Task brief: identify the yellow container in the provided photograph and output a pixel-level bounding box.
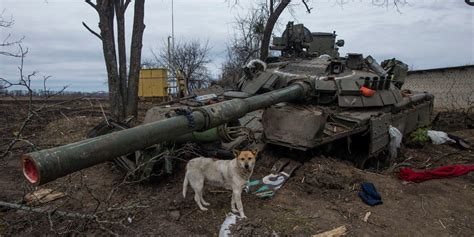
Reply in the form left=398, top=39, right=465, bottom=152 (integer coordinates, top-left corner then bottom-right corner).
left=138, top=68, right=168, bottom=97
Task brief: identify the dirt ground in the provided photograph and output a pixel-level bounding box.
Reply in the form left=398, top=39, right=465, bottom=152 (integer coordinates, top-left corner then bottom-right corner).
left=0, top=98, right=473, bottom=236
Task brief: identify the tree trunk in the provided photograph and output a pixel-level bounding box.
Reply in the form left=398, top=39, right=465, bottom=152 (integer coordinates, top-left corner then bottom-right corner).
left=126, top=0, right=145, bottom=118
left=97, top=0, right=125, bottom=120
left=260, top=0, right=291, bottom=61
left=115, top=1, right=128, bottom=110
left=269, top=0, right=274, bottom=15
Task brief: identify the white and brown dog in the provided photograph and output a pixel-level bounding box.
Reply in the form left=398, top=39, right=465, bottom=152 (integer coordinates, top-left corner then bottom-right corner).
left=183, top=150, right=257, bottom=218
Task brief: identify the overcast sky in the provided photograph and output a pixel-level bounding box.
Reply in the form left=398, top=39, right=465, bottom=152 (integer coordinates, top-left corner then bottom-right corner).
left=0, top=0, right=472, bottom=92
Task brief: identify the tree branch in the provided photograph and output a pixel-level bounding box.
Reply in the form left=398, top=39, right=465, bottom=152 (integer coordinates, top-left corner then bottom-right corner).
left=0, top=200, right=96, bottom=220
left=85, top=0, right=99, bottom=12
left=301, top=0, right=313, bottom=13
left=260, top=0, right=291, bottom=60
left=123, top=0, right=132, bottom=12
left=82, top=21, right=102, bottom=40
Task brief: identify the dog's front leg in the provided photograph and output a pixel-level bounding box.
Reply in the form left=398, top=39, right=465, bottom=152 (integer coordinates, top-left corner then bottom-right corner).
left=233, top=189, right=246, bottom=218
left=231, top=192, right=238, bottom=213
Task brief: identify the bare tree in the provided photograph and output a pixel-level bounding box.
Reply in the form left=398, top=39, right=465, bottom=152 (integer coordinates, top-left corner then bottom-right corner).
left=83, top=0, right=145, bottom=120
left=150, top=39, right=212, bottom=95
left=1, top=45, right=68, bottom=158
left=0, top=10, right=24, bottom=58
left=0, top=13, right=69, bottom=158
left=220, top=4, right=268, bottom=88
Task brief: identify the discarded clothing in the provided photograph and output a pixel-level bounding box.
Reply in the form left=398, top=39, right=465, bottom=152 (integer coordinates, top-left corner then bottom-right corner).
left=358, top=182, right=383, bottom=206
left=399, top=164, right=474, bottom=183
left=389, top=126, right=402, bottom=159
left=447, top=134, right=471, bottom=150
left=245, top=172, right=290, bottom=199
left=246, top=159, right=300, bottom=199
left=427, top=130, right=455, bottom=145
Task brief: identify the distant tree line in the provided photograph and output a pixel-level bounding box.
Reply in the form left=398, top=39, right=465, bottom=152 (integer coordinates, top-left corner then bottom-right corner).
left=0, top=89, right=108, bottom=98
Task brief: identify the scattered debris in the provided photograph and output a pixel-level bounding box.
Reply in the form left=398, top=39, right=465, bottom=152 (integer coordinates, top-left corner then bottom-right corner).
left=312, top=225, right=347, bottom=237
left=427, top=130, right=455, bottom=145
left=389, top=125, right=402, bottom=158
left=194, top=93, right=218, bottom=102
left=358, top=182, right=383, bottom=206
left=399, top=164, right=474, bottom=183
left=447, top=133, right=471, bottom=150
left=363, top=212, right=371, bottom=222
left=246, top=172, right=290, bottom=198
left=0, top=200, right=95, bottom=220
left=438, top=219, right=447, bottom=229
left=219, top=212, right=238, bottom=237
left=24, top=188, right=65, bottom=205
left=409, top=129, right=471, bottom=150
left=246, top=159, right=300, bottom=198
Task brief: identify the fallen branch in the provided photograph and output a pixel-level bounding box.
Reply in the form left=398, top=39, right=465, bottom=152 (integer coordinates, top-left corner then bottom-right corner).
left=312, top=225, right=347, bottom=237
left=1, top=95, right=82, bottom=159
left=0, top=200, right=95, bottom=220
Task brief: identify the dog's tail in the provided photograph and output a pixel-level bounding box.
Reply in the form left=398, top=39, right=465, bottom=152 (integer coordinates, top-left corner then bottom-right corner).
left=182, top=173, right=189, bottom=198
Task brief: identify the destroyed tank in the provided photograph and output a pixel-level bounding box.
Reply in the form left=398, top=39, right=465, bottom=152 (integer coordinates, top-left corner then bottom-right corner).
left=21, top=21, right=433, bottom=185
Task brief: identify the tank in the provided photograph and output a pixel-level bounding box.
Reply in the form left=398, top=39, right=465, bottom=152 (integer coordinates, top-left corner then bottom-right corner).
left=21, top=21, right=433, bottom=185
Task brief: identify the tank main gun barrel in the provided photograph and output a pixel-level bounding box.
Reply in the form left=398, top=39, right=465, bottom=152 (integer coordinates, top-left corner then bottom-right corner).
left=22, top=82, right=310, bottom=185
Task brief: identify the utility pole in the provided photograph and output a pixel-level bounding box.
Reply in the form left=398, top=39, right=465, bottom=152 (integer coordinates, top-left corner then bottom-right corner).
left=167, top=36, right=174, bottom=95
left=171, top=0, right=175, bottom=51
left=171, top=0, right=177, bottom=97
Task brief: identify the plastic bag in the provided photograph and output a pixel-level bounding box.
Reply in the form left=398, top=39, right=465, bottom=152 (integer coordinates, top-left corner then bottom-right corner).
left=219, top=213, right=237, bottom=237
left=389, top=126, right=402, bottom=159
left=427, top=130, right=455, bottom=145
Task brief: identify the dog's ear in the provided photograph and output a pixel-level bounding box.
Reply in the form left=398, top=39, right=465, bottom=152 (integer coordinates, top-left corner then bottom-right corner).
left=233, top=149, right=240, bottom=157
left=251, top=149, right=259, bottom=157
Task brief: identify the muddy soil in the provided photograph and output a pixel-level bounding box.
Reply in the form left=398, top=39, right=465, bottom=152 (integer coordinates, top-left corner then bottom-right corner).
left=1, top=100, right=473, bottom=236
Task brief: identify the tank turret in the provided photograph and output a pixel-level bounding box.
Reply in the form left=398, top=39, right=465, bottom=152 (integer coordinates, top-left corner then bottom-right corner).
left=271, top=21, right=344, bottom=58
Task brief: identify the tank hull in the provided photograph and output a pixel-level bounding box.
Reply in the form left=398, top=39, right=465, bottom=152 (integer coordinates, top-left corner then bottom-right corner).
left=263, top=91, right=433, bottom=152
